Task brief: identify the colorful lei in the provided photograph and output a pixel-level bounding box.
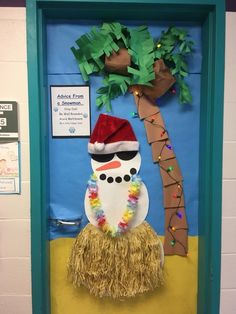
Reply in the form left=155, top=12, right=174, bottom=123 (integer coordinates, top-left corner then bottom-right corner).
left=88, top=173, right=142, bottom=237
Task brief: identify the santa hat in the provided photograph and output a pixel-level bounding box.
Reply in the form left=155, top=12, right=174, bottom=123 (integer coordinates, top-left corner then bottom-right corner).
left=88, top=114, right=139, bottom=154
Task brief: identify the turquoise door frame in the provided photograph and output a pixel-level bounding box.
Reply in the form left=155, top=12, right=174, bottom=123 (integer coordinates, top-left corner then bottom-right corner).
left=26, top=1, right=225, bottom=313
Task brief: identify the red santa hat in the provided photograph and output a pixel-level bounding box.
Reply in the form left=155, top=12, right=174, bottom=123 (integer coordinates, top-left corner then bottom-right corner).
left=88, top=114, right=139, bottom=154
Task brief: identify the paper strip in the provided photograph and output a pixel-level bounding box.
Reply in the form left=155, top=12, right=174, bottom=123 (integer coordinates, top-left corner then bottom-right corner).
left=159, top=158, right=183, bottom=186
left=144, top=115, right=168, bottom=144
left=133, top=93, right=159, bottom=120
left=151, top=140, right=176, bottom=162
left=163, top=206, right=188, bottom=256
left=163, top=183, right=185, bottom=208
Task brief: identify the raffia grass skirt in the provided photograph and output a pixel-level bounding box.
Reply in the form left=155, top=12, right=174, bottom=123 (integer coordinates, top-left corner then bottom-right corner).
left=67, top=221, right=164, bottom=299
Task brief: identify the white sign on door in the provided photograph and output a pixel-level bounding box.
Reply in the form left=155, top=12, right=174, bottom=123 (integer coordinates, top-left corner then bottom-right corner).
left=50, top=85, right=91, bottom=137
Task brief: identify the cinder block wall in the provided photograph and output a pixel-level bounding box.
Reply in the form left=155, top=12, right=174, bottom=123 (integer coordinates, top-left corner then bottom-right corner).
left=0, top=6, right=235, bottom=314
left=0, top=7, right=31, bottom=314
left=220, top=11, right=236, bottom=314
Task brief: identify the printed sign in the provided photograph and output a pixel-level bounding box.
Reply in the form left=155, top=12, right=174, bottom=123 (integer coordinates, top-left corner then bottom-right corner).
left=0, top=142, right=20, bottom=194
left=0, top=101, right=18, bottom=140
left=50, top=85, right=91, bottom=137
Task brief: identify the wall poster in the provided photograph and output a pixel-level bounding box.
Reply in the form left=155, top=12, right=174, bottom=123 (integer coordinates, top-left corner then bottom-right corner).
left=0, top=142, right=19, bottom=194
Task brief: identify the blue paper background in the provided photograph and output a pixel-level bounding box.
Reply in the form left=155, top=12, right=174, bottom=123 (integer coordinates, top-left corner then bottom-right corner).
left=47, top=21, right=201, bottom=240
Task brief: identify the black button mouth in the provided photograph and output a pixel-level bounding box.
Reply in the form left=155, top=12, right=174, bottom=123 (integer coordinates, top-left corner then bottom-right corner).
left=98, top=170, right=137, bottom=184
left=99, top=174, right=106, bottom=180
left=107, top=177, right=114, bottom=183
left=124, top=175, right=131, bottom=182
left=115, top=176, right=122, bottom=183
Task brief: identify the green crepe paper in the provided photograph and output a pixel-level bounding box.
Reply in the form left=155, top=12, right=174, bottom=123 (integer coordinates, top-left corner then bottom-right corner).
left=95, top=25, right=156, bottom=111
left=154, top=26, right=194, bottom=104
left=71, top=23, right=194, bottom=109
left=101, top=23, right=129, bottom=48
left=177, top=77, right=192, bottom=104
left=96, top=74, right=131, bottom=111
left=128, top=25, right=155, bottom=86
left=72, top=26, right=121, bottom=81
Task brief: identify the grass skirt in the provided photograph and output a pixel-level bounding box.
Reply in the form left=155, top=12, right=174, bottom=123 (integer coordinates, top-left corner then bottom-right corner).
left=68, top=221, right=164, bottom=299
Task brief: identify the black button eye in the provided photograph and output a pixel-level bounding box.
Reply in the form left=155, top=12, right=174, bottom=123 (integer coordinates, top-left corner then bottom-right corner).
left=116, top=151, right=138, bottom=161
left=130, top=168, right=137, bottom=175
left=91, top=153, right=114, bottom=163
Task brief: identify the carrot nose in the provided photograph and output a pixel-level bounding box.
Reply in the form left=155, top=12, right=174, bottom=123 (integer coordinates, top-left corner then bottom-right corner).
left=96, top=160, right=121, bottom=171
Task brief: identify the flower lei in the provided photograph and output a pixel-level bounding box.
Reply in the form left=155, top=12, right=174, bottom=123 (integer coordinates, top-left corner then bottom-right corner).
left=88, top=173, right=142, bottom=237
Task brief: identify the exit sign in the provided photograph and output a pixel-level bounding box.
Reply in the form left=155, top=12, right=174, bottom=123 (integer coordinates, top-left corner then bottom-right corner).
left=0, top=101, right=18, bottom=140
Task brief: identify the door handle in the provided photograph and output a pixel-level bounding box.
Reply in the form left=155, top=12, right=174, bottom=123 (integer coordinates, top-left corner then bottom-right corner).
left=50, top=218, right=82, bottom=227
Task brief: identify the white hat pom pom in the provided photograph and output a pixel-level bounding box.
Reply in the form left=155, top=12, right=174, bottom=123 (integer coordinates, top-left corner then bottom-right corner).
left=94, top=141, right=105, bottom=152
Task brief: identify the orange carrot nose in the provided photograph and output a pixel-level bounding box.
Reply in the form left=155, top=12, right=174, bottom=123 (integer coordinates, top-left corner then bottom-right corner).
left=96, top=160, right=121, bottom=171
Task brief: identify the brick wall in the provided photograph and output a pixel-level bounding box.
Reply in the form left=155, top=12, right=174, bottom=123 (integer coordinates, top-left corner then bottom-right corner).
left=0, top=7, right=31, bottom=314
left=220, top=11, right=236, bottom=314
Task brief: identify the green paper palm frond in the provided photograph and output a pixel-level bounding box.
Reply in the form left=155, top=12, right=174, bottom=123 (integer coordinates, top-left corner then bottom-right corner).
left=155, top=26, right=194, bottom=104
left=71, top=22, right=195, bottom=109
left=96, top=74, right=131, bottom=111
left=72, top=26, right=120, bottom=81
left=128, top=25, right=155, bottom=85
left=177, top=77, right=192, bottom=104
left=101, top=22, right=129, bottom=48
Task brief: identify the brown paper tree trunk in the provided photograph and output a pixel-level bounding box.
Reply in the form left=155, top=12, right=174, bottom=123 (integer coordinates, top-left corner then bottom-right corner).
left=130, top=88, right=188, bottom=256
left=105, top=50, right=188, bottom=256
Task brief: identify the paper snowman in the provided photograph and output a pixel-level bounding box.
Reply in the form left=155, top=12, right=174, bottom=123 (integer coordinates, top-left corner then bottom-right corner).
left=84, top=114, right=164, bottom=263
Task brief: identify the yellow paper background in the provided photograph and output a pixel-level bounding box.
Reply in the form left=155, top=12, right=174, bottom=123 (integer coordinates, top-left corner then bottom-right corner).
left=50, top=236, right=198, bottom=314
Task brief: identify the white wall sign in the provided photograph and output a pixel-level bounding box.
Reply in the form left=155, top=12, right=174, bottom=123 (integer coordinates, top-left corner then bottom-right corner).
left=0, top=142, right=20, bottom=194
left=50, top=85, right=90, bottom=137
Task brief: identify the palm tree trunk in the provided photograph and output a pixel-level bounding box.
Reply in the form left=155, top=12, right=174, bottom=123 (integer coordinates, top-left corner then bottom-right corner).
left=131, top=89, right=188, bottom=256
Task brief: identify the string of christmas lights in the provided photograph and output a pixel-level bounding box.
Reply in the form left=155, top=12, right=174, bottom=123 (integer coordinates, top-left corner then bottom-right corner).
left=131, top=90, right=189, bottom=256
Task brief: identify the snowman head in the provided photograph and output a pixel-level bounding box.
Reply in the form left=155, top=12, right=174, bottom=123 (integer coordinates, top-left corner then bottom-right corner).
left=88, top=114, right=141, bottom=182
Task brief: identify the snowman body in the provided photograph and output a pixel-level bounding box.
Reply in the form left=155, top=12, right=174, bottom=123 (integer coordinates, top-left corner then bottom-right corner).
left=84, top=152, right=149, bottom=230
